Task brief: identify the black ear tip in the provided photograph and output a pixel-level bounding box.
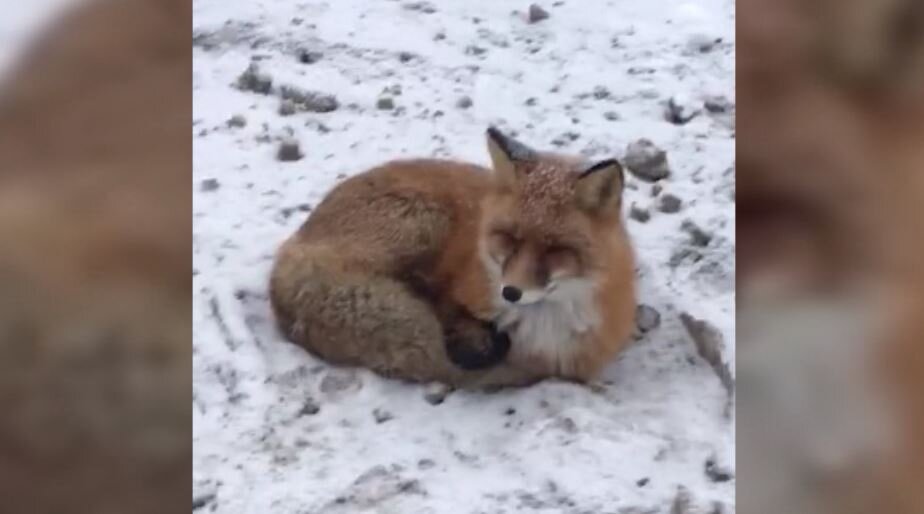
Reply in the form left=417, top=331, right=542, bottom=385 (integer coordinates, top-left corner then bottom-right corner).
left=580, top=158, right=623, bottom=178
left=486, top=126, right=504, bottom=142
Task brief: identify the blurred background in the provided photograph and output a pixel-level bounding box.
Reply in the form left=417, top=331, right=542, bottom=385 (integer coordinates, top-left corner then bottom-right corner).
left=738, top=0, right=924, bottom=513
left=0, top=0, right=190, bottom=512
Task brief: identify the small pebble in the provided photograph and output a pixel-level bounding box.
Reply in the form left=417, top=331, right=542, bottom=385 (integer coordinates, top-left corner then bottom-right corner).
left=377, top=97, right=395, bottom=110
left=635, top=304, right=662, bottom=332
left=227, top=114, right=247, bottom=128
left=278, top=100, right=296, bottom=116
left=235, top=63, right=272, bottom=94
left=200, top=178, right=220, bottom=192
left=659, top=193, right=683, bottom=213
left=528, top=4, right=550, bottom=23
left=629, top=204, right=650, bottom=223
left=624, top=138, right=670, bottom=182
left=681, top=219, right=712, bottom=247
left=298, top=49, right=323, bottom=64
left=373, top=408, right=394, bottom=424
left=277, top=139, right=303, bottom=161
left=456, top=96, right=473, bottom=109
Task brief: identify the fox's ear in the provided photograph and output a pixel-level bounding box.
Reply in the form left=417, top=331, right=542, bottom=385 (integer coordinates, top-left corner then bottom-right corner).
left=575, top=159, right=625, bottom=213
left=486, top=127, right=534, bottom=188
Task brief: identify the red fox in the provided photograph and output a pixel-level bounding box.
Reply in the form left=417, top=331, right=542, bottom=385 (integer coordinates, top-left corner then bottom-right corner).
left=269, top=127, right=636, bottom=388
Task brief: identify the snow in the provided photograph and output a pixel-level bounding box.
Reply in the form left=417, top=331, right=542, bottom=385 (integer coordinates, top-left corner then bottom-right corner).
left=193, top=0, right=735, bottom=512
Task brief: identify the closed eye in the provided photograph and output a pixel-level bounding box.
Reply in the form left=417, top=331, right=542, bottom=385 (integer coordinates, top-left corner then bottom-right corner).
left=544, top=245, right=580, bottom=275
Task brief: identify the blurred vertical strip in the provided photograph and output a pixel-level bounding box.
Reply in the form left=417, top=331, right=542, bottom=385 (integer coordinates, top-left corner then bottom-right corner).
left=0, top=0, right=191, bottom=513
left=738, top=0, right=924, bottom=513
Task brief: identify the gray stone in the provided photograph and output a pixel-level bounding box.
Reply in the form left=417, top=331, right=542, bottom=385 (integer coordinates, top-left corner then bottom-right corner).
left=200, top=178, right=220, bottom=192
left=635, top=304, right=661, bottom=332
left=235, top=63, right=272, bottom=94
left=528, top=4, right=550, bottom=23
left=659, top=193, right=683, bottom=213
left=624, top=139, right=670, bottom=182
left=278, top=99, right=296, bottom=116
left=629, top=204, right=650, bottom=223
left=681, top=219, right=712, bottom=247
left=277, top=138, right=303, bottom=162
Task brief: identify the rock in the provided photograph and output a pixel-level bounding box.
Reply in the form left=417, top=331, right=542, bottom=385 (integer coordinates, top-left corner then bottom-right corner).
left=417, top=458, right=436, bottom=470
left=192, top=492, right=216, bottom=511
left=298, top=397, right=320, bottom=416
left=372, top=408, right=394, bottom=424
left=279, top=85, right=339, bottom=113
left=200, top=178, right=220, bottom=192
left=423, top=383, right=451, bottom=405
left=679, top=312, right=734, bottom=396
left=376, top=96, right=395, bottom=110
left=659, top=193, right=683, bottom=213
left=592, top=85, right=610, bottom=99
left=227, top=114, right=247, bottom=128
left=465, top=45, right=487, bottom=56
left=550, top=131, right=580, bottom=146
left=398, top=51, right=414, bottom=63
left=603, top=111, right=620, bottom=121
left=704, top=457, right=733, bottom=483
left=636, top=477, right=650, bottom=487
left=628, top=204, right=650, bottom=223
left=635, top=304, right=661, bottom=332
left=665, top=94, right=700, bottom=124
left=624, top=139, right=670, bottom=182
left=455, top=96, right=473, bottom=109
left=704, top=95, right=733, bottom=113
left=297, top=49, right=323, bottom=64
left=687, top=33, right=722, bottom=53
left=681, top=219, right=712, bottom=247
left=319, top=368, right=363, bottom=396
left=277, top=138, right=303, bottom=161
left=278, top=99, right=296, bottom=116
left=403, top=1, right=437, bottom=14
left=669, top=247, right=703, bottom=267
left=528, top=4, right=550, bottom=23
left=235, top=63, right=272, bottom=94
left=651, top=184, right=662, bottom=196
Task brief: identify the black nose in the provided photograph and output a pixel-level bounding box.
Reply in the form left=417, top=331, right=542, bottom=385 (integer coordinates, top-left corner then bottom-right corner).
left=502, top=286, right=522, bottom=303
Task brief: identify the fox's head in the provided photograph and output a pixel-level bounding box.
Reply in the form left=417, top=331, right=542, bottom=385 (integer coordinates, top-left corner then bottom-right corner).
left=480, top=127, right=628, bottom=308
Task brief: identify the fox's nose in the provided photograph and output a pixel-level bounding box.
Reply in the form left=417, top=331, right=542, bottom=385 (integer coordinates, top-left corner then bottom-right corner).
left=502, top=286, right=522, bottom=303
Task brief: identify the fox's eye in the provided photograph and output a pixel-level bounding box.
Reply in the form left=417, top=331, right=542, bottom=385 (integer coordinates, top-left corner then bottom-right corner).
left=487, top=230, right=517, bottom=261
left=545, top=245, right=580, bottom=275
left=490, top=230, right=517, bottom=248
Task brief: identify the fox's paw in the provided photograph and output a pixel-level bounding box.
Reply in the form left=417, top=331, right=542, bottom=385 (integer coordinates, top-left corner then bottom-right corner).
left=444, top=319, right=511, bottom=370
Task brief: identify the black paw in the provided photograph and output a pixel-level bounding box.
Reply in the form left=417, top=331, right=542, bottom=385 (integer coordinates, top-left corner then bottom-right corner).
left=487, top=322, right=512, bottom=358
left=444, top=321, right=511, bottom=370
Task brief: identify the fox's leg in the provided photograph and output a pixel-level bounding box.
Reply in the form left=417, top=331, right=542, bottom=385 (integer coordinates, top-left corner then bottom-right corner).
left=438, top=306, right=511, bottom=370
left=269, top=241, right=509, bottom=383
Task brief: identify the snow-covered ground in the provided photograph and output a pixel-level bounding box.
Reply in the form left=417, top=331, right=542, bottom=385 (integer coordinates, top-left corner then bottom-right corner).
left=193, top=0, right=735, bottom=512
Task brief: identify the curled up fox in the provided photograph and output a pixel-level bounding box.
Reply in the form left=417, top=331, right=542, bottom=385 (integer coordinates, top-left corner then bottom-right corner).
left=270, top=128, right=636, bottom=388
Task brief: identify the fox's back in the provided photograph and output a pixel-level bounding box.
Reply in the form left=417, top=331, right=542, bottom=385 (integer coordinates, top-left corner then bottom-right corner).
left=291, top=159, right=492, bottom=277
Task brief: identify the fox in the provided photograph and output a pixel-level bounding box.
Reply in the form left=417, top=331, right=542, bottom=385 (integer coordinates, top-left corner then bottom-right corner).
left=269, top=127, right=637, bottom=388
